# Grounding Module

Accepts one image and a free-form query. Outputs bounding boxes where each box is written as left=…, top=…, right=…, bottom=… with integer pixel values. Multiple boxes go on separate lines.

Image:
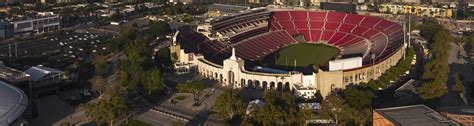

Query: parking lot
left=1, top=31, right=111, bottom=70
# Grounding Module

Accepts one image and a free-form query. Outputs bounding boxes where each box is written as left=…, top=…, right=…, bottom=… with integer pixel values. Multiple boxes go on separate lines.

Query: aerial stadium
left=171, top=8, right=406, bottom=98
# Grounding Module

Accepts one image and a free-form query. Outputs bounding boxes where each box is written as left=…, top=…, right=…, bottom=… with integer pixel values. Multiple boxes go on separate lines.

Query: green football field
left=262, top=43, right=340, bottom=68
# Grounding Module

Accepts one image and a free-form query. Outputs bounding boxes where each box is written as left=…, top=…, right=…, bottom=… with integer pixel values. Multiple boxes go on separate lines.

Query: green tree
left=93, top=55, right=107, bottom=76
left=452, top=73, right=465, bottom=94
left=84, top=87, right=128, bottom=126
left=90, top=75, right=107, bottom=95
left=214, top=89, right=246, bottom=120
left=418, top=23, right=443, bottom=42
left=298, top=104, right=314, bottom=124
left=470, top=35, right=474, bottom=62
left=143, top=68, right=164, bottom=94
left=417, top=24, right=451, bottom=100
left=255, top=90, right=309, bottom=126
left=149, top=21, right=171, bottom=38
left=418, top=80, right=448, bottom=99
left=320, top=94, right=351, bottom=125
left=119, top=26, right=138, bottom=40
left=342, top=86, right=375, bottom=109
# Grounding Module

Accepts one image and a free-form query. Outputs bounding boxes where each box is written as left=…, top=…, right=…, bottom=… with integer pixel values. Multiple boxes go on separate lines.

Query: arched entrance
left=284, top=82, right=290, bottom=91
left=255, top=80, right=260, bottom=89
left=240, top=79, right=246, bottom=88
left=219, top=74, right=223, bottom=83
left=227, top=71, right=235, bottom=87
left=270, top=82, right=275, bottom=90
left=262, top=81, right=268, bottom=90
left=247, top=80, right=253, bottom=88
left=277, top=82, right=283, bottom=92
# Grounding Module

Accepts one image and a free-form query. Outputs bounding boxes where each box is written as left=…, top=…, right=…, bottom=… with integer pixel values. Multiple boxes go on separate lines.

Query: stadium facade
left=171, top=8, right=406, bottom=98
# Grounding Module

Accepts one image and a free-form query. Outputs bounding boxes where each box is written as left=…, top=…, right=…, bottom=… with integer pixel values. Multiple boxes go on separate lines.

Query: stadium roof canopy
left=0, top=81, right=28, bottom=125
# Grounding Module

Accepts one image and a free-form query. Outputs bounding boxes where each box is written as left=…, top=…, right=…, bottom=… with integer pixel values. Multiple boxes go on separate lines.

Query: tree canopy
left=342, top=86, right=375, bottom=110
left=249, top=90, right=312, bottom=126
left=320, top=94, right=371, bottom=126
left=452, top=73, right=465, bottom=94
left=214, top=89, right=246, bottom=120
left=149, top=21, right=171, bottom=38
left=84, top=87, right=128, bottom=126
left=417, top=23, right=451, bottom=100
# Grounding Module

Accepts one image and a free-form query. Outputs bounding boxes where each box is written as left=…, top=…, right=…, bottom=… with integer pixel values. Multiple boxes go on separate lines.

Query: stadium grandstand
left=171, top=8, right=406, bottom=98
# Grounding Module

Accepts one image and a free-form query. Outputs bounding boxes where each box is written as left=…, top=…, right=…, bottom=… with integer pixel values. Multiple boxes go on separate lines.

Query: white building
left=24, top=65, right=64, bottom=89
left=11, top=12, right=60, bottom=35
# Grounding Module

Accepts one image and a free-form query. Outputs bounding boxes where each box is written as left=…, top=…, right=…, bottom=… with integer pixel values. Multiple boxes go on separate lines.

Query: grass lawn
left=171, top=96, right=188, bottom=104
left=262, top=43, right=339, bottom=68
left=121, top=119, right=151, bottom=126
left=175, top=96, right=188, bottom=101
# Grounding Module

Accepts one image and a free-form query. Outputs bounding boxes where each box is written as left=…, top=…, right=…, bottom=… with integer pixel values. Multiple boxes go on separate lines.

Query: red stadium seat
left=298, top=30, right=311, bottom=41
left=324, top=22, right=340, bottom=31
left=344, top=15, right=364, bottom=25
left=290, top=11, right=308, bottom=20
left=352, top=26, right=369, bottom=36
left=310, top=21, right=324, bottom=30
left=326, top=12, right=346, bottom=22
left=360, top=17, right=381, bottom=28
left=310, top=30, right=322, bottom=42
left=294, top=21, right=308, bottom=29
left=328, top=32, right=346, bottom=44
left=338, top=24, right=356, bottom=33
left=279, top=21, right=295, bottom=30
left=321, top=30, right=335, bottom=41
left=308, top=12, right=327, bottom=21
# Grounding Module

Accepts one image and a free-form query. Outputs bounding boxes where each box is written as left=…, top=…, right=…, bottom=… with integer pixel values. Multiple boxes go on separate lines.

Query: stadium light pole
left=403, top=22, right=406, bottom=60
left=408, top=14, right=411, bottom=47
left=15, top=42, right=17, bottom=58
left=8, top=43, right=11, bottom=58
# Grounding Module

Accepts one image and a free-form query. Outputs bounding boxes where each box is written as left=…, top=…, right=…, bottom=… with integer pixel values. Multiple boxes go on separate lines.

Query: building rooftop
left=395, top=79, right=417, bottom=93
left=0, top=62, right=29, bottom=83
left=208, top=4, right=250, bottom=11
left=438, top=106, right=474, bottom=115
left=375, top=105, right=459, bottom=126
left=24, top=66, right=63, bottom=82
left=0, top=81, right=28, bottom=126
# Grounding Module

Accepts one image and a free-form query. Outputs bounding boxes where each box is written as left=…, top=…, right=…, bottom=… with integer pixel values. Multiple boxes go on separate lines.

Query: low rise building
left=438, top=106, right=474, bottom=126
left=0, top=12, right=61, bottom=39
left=374, top=105, right=460, bottom=126
left=24, top=65, right=64, bottom=96
left=379, top=4, right=454, bottom=18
